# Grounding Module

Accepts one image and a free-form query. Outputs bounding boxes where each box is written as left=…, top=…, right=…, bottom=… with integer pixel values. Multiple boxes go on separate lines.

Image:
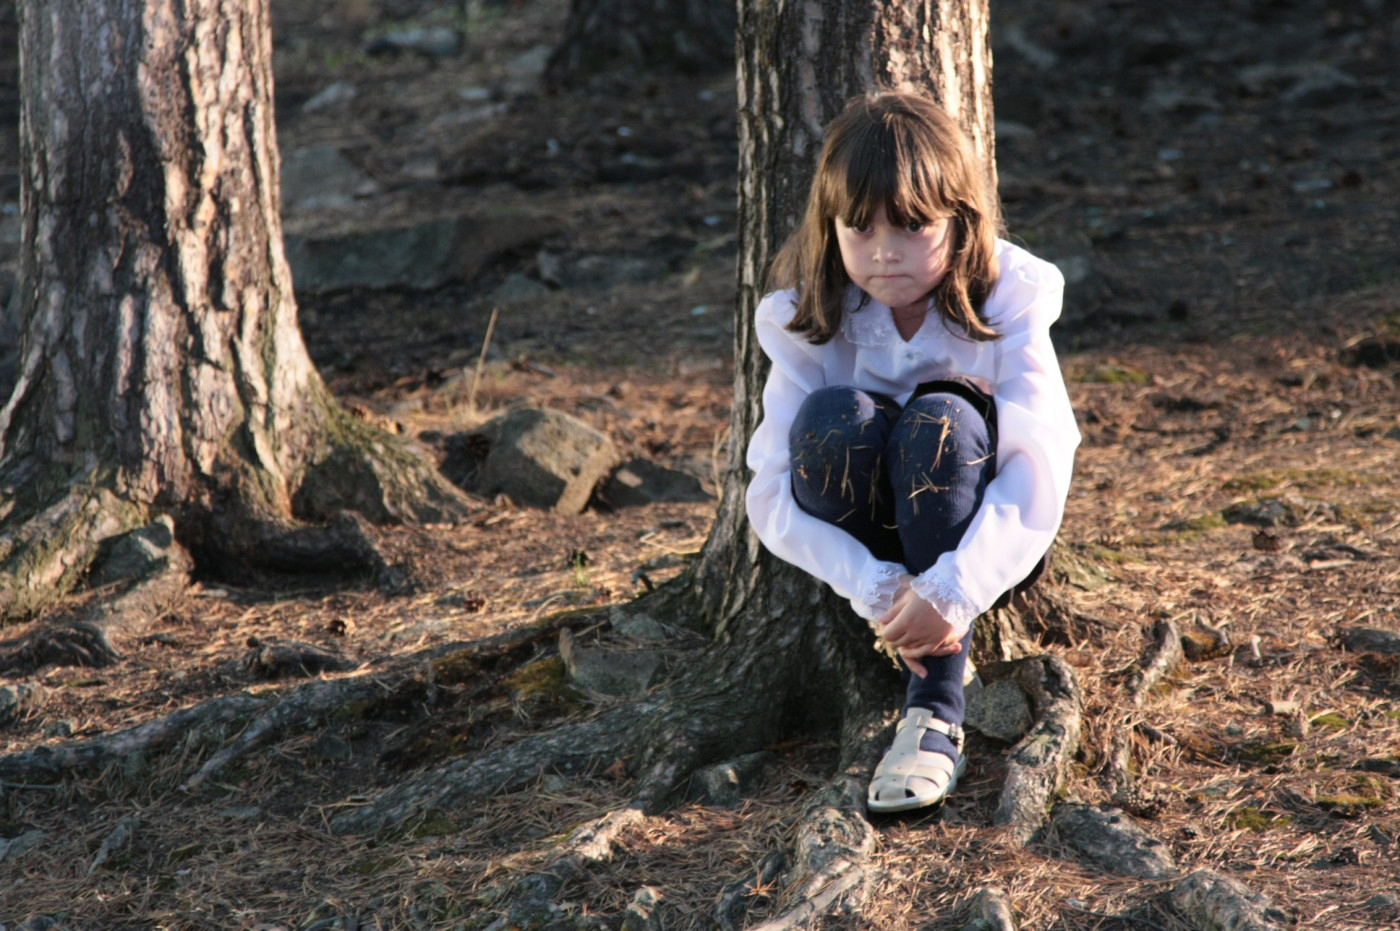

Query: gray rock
left=0, top=682, right=46, bottom=728
left=364, top=25, right=462, bottom=59
left=1169, top=868, right=1288, bottom=931
left=1051, top=803, right=1176, bottom=880
left=601, top=458, right=714, bottom=508
left=609, top=606, right=673, bottom=641
left=693, top=752, right=775, bottom=807
left=0, top=829, right=46, bottom=862
left=490, top=273, right=552, bottom=304
left=1282, top=65, right=1360, bottom=107
left=966, top=678, right=1034, bottom=744
left=0, top=202, right=19, bottom=244
left=301, top=81, right=357, bottom=114
left=281, top=144, right=378, bottom=212
left=568, top=255, right=666, bottom=290
left=559, top=629, right=666, bottom=697
left=1338, top=626, right=1400, bottom=655
left=469, top=408, right=619, bottom=514
left=286, top=212, right=554, bottom=293
left=505, top=44, right=552, bottom=89
left=621, top=886, right=664, bottom=931
left=88, top=515, right=183, bottom=588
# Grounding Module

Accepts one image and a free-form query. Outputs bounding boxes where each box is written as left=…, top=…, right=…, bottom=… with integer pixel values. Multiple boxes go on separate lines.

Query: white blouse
left=744, top=239, right=1080, bottom=636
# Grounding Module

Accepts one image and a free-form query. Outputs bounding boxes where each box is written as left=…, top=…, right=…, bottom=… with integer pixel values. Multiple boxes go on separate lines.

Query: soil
left=1, top=1, right=1399, bottom=929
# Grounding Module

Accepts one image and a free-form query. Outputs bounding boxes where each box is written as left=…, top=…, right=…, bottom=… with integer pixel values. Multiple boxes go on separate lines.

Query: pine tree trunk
left=0, top=0, right=465, bottom=615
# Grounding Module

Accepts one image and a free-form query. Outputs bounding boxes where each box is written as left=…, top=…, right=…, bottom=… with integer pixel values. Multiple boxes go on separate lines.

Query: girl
left=745, top=92, right=1079, bottom=812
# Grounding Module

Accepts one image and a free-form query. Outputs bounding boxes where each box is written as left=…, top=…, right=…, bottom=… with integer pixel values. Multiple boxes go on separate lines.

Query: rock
left=490, top=273, right=552, bottom=305
left=87, top=515, right=185, bottom=588
left=504, top=43, right=552, bottom=92
left=0, top=201, right=19, bottom=244
left=958, top=886, right=1017, bottom=931
left=693, top=752, right=775, bottom=807
left=0, top=829, right=45, bottom=862
left=966, top=678, right=1034, bottom=744
left=280, top=144, right=378, bottom=212
left=1282, top=65, right=1360, bottom=107
left=1051, top=803, right=1176, bottom=879
left=620, top=886, right=664, bottom=931
left=285, top=213, right=554, bottom=293
left=1168, top=868, right=1288, bottom=931
left=1338, top=626, right=1400, bottom=655
left=363, top=25, right=462, bottom=59
left=1223, top=496, right=1303, bottom=528
left=0, top=682, right=46, bottom=728
left=88, top=816, right=138, bottom=875
left=468, top=408, right=619, bottom=514
left=600, top=458, right=714, bottom=508
left=300, top=81, right=357, bottom=114
left=558, top=629, right=666, bottom=697
left=609, top=606, right=673, bottom=641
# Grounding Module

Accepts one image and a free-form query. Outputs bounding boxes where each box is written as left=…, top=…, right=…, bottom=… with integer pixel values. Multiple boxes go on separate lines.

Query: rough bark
left=1, top=0, right=467, bottom=619
left=547, top=0, right=736, bottom=84
left=990, top=654, right=1084, bottom=845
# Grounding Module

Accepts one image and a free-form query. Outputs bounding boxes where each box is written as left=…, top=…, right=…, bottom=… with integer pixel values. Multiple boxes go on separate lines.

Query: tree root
left=989, top=654, right=1083, bottom=845
left=1167, top=869, right=1289, bottom=931
left=481, top=808, right=646, bottom=930
left=1104, top=618, right=1182, bottom=815
left=218, top=510, right=409, bottom=591
left=714, top=850, right=787, bottom=930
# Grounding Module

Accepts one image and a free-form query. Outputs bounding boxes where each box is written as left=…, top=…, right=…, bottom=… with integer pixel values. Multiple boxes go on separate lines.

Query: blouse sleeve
left=744, top=293, right=909, bottom=621
left=908, top=258, right=1081, bottom=634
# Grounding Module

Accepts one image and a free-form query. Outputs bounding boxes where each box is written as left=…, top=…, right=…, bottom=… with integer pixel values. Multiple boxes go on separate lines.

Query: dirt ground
left=1, top=0, right=1399, bottom=929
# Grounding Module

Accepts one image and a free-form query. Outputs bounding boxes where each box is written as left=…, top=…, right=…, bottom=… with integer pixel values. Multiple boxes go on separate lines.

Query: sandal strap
left=897, top=708, right=964, bottom=751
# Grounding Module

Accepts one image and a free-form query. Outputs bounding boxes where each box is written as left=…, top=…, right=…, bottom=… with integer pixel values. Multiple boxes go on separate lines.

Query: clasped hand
left=877, top=575, right=962, bottom=678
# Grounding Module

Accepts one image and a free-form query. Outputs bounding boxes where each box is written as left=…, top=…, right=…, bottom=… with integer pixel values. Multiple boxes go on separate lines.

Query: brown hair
left=769, top=91, right=1003, bottom=344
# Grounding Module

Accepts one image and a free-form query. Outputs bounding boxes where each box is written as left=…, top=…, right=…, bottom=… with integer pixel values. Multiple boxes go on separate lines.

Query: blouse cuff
left=910, top=565, right=981, bottom=639
left=851, top=562, right=907, bottom=620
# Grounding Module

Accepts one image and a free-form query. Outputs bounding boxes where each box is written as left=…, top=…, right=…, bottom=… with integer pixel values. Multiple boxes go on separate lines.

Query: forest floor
left=1, top=0, right=1399, bottom=929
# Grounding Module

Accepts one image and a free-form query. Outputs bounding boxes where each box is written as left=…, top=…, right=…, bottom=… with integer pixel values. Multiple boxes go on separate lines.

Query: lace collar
left=840, top=289, right=933, bottom=348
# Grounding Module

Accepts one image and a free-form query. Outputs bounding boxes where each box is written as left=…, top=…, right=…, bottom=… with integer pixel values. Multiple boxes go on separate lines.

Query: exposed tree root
left=481, top=808, right=646, bottom=930
left=1167, top=869, right=1290, bottom=931
left=989, top=654, right=1083, bottom=845
left=714, top=850, right=787, bottom=930
left=243, top=637, right=356, bottom=679
left=959, top=886, right=1018, bottom=931
left=1105, top=618, right=1182, bottom=813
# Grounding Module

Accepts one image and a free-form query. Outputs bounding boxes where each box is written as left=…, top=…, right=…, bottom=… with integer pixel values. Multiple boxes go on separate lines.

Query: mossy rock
left=1224, top=806, right=1293, bottom=832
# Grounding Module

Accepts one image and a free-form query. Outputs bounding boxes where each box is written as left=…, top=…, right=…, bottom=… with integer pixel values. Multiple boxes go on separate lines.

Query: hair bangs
left=823, top=117, right=954, bottom=229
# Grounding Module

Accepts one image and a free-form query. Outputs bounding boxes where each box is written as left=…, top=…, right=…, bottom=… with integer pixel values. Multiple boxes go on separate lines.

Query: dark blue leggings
left=789, top=383, right=995, bottom=723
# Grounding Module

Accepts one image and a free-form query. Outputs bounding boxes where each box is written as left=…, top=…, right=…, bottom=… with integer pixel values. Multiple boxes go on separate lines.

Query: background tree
left=1, top=0, right=467, bottom=623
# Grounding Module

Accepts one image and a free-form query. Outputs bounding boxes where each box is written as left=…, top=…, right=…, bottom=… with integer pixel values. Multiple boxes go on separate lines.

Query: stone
left=600, top=458, right=714, bottom=508
left=490, top=273, right=551, bottom=305
left=285, top=213, right=554, bottom=293
left=0, top=682, right=46, bottom=728
left=1338, top=627, right=1400, bottom=655
left=558, top=630, right=666, bottom=697
left=609, top=606, right=673, bottom=641
left=469, top=408, right=619, bottom=514
left=87, top=515, right=183, bottom=589
left=1051, top=803, right=1177, bottom=880
left=966, top=678, right=1034, bottom=744
left=693, top=752, right=775, bottom=807
left=363, top=25, right=462, bottom=59
left=280, top=144, right=378, bottom=212
left=620, top=886, right=664, bottom=931
left=957, top=886, right=1017, bottom=931
left=300, top=81, right=357, bottom=114
left=1168, top=869, right=1288, bottom=931
left=0, top=829, right=46, bottom=863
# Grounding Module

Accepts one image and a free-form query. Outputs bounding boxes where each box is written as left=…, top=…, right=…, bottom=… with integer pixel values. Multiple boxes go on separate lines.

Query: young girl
left=745, top=91, right=1079, bottom=812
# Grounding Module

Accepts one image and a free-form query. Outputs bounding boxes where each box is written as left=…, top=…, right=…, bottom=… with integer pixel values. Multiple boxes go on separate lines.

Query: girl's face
left=834, top=205, right=954, bottom=316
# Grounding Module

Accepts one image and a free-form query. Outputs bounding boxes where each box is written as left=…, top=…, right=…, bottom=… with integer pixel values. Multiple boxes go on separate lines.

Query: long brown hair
left=769, top=92, right=1003, bottom=344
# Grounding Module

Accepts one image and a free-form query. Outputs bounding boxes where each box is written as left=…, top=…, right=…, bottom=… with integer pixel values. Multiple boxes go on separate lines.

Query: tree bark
left=547, top=0, right=736, bottom=84
left=1, top=0, right=467, bottom=616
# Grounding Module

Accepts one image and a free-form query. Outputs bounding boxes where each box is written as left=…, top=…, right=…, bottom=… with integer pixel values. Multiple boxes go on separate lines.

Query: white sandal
left=867, top=707, right=966, bottom=813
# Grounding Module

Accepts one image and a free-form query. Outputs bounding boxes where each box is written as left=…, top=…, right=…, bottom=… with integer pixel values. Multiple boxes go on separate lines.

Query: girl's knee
left=790, top=386, right=894, bottom=449
left=893, top=392, right=991, bottom=448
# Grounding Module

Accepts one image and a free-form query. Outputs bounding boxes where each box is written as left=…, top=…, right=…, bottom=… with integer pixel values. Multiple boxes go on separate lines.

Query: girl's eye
left=849, top=223, right=871, bottom=234
left=904, top=220, right=926, bottom=234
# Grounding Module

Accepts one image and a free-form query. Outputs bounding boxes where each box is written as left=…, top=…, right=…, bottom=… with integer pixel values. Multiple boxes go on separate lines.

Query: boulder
left=469, top=408, right=619, bottom=514
left=692, top=752, right=775, bottom=807
left=600, top=458, right=713, bottom=508
left=559, top=629, right=666, bottom=697
left=280, top=143, right=378, bottom=212
left=966, top=677, right=1034, bottom=744
left=87, top=515, right=186, bottom=589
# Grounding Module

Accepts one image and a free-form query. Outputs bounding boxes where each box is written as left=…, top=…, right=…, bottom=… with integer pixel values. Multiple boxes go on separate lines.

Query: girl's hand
left=878, top=579, right=961, bottom=678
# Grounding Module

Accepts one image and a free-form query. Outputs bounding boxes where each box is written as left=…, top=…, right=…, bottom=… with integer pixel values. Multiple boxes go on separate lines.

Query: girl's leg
left=788, top=386, right=903, bottom=563
left=884, top=390, right=995, bottom=757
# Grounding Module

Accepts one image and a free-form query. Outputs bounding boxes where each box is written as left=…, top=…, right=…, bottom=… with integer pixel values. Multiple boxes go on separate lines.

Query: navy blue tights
left=789, top=384, right=995, bottom=758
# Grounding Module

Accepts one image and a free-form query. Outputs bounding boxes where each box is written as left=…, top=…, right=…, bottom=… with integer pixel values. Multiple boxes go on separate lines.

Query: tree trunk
left=546, top=0, right=736, bottom=84
left=0, top=0, right=466, bottom=617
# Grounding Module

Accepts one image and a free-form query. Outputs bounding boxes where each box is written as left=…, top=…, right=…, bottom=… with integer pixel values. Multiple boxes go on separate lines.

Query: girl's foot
left=867, top=707, right=966, bottom=812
